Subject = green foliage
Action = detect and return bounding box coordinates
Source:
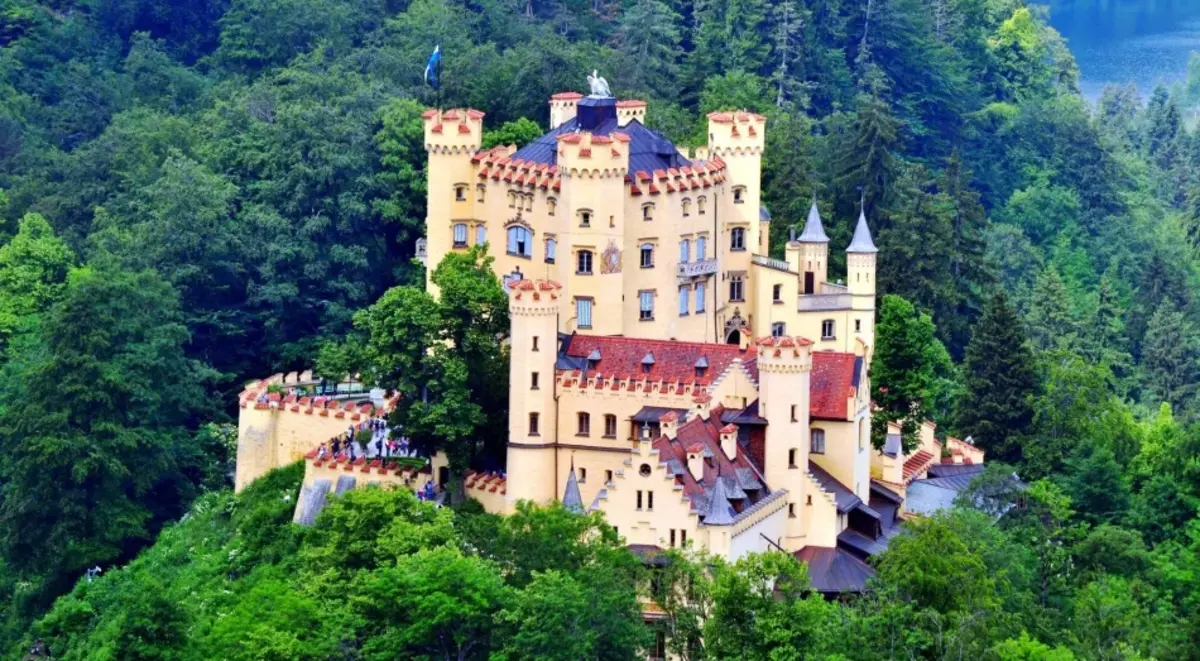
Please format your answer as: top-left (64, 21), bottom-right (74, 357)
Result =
top-left (482, 117), bottom-right (543, 150)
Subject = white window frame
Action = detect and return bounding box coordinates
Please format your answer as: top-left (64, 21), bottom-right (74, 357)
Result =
top-left (639, 291), bottom-right (654, 321)
top-left (577, 250), bottom-right (593, 275)
top-left (576, 298), bottom-right (593, 329)
top-left (453, 223), bottom-right (468, 247)
top-left (821, 319), bottom-right (835, 340)
top-left (679, 286), bottom-right (689, 316)
top-left (695, 283), bottom-right (706, 312)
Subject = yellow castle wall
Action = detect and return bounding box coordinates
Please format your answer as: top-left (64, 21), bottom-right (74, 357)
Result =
top-left (236, 404), bottom-right (372, 492)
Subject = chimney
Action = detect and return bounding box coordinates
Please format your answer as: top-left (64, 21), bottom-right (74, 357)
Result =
top-left (720, 424), bottom-right (738, 459)
top-left (660, 411), bottom-right (679, 440)
top-left (687, 446), bottom-right (705, 481)
top-left (693, 392), bottom-right (712, 420)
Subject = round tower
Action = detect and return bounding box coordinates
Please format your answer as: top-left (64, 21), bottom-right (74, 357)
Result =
top-left (706, 111), bottom-right (767, 252)
top-left (846, 209), bottom-right (878, 357)
top-left (423, 108), bottom-right (485, 292)
top-left (755, 335), bottom-right (813, 551)
top-left (505, 279), bottom-right (562, 507)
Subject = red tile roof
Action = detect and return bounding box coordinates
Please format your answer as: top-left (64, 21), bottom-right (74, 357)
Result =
top-left (810, 352), bottom-right (859, 420)
top-left (564, 335), bottom-right (751, 386)
top-left (903, 450), bottom-right (935, 482)
top-left (652, 409), bottom-right (767, 512)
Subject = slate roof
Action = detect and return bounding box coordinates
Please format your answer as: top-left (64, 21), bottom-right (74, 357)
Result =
top-left (721, 399), bottom-right (767, 425)
top-left (847, 210), bottom-right (878, 253)
top-left (633, 406), bottom-right (689, 423)
top-left (794, 546), bottom-right (876, 594)
top-left (905, 478), bottom-right (964, 517)
top-left (512, 117), bottom-right (691, 174)
top-left (808, 461), bottom-right (862, 514)
top-left (927, 463), bottom-right (987, 479)
top-left (796, 199), bottom-right (830, 243)
top-left (562, 466), bottom-right (585, 513)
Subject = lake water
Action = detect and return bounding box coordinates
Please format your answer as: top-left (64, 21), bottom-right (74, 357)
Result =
top-left (1046, 0), bottom-right (1200, 100)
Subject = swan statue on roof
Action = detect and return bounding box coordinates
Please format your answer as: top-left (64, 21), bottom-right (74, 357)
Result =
top-left (587, 70), bottom-right (612, 98)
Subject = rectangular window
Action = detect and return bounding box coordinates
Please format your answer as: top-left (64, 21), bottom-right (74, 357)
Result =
top-left (788, 448), bottom-right (797, 468)
top-left (577, 250), bottom-right (593, 275)
top-left (680, 239), bottom-right (690, 263)
top-left (579, 467), bottom-right (587, 482)
top-left (545, 238), bottom-right (557, 264)
top-left (731, 227), bottom-right (746, 251)
top-left (604, 414), bottom-right (617, 438)
top-left (696, 283), bottom-right (706, 312)
top-left (789, 503), bottom-right (796, 518)
top-left (729, 276), bottom-right (744, 302)
top-left (637, 490), bottom-right (643, 510)
top-left (811, 429), bottom-right (826, 454)
top-left (773, 283), bottom-right (782, 302)
top-left (791, 404), bottom-right (798, 423)
top-left (529, 412), bottom-right (540, 436)
top-left (669, 529), bottom-right (676, 547)
top-left (679, 286), bottom-right (689, 316)
top-left (771, 322), bottom-right (785, 337)
top-left (822, 319), bottom-right (835, 340)
top-left (680, 529), bottom-right (687, 545)
top-left (532, 336), bottom-right (539, 351)
top-left (639, 291), bottom-right (654, 321)
top-left (696, 236), bottom-right (707, 260)
top-left (577, 298), bottom-right (593, 329)
top-left (477, 185), bottom-right (486, 203)
top-left (453, 223), bottom-right (468, 247)
top-left (855, 319), bottom-right (862, 332)
top-left (577, 412), bottom-right (591, 436)
top-left (455, 186), bottom-right (466, 201)
top-left (647, 491), bottom-right (654, 511)
top-left (580, 211), bottom-right (591, 227)
top-left (605, 469), bottom-right (613, 484)
top-left (531, 372), bottom-right (539, 390)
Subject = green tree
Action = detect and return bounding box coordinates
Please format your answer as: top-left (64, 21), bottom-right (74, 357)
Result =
top-left (992, 632), bottom-right (1076, 661)
top-left (957, 291), bottom-right (1038, 464)
top-left (869, 295), bottom-right (946, 452)
top-left (0, 213), bottom-right (73, 352)
top-left (375, 98), bottom-right (430, 259)
top-left (1027, 267), bottom-right (1077, 353)
top-left (482, 117), bottom-right (544, 150)
top-left (1141, 300), bottom-right (1199, 415)
top-left (617, 0), bottom-right (682, 97)
top-left (875, 514), bottom-right (996, 614)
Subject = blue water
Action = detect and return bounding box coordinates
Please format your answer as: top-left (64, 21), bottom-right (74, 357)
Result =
top-left (1046, 0), bottom-right (1200, 100)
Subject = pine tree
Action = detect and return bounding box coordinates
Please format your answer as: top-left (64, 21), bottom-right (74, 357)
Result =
top-left (1144, 84), bottom-right (1182, 173)
top-left (767, 1), bottom-right (810, 109)
top-left (958, 291), bottom-right (1038, 465)
top-left (1142, 301), bottom-right (1199, 415)
top-left (832, 75), bottom-right (900, 215)
top-left (940, 152), bottom-right (992, 357)
top-left (869, 295), bottom-right (946, 452)
top-left (1079, 274), bottom-right (1133, 388)
top-left (1027, 267), bottom-right (1076, 353)
top-left (617, 0), bottom-right (683, 97)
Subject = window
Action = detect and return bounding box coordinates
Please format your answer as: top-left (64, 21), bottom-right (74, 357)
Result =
top-left (604, 414), bottom-right (617, 438)
top-left (506, 226), bottom-right (532, 257)
top-left (647, 491), bottom-right (654, 511)
top-left (811, 429), bottom-right (826, 454)
top-left (475, 225), bottom-right (487, 246)
top-left (682, 198), bottom-right (692, 216)
top-left (545, 238), bottom-right (556, 263)
top-left (579, 467), bottom-right (587, 482)
top-left (524, 194), bottom-right (532, 211)
top-left (821, 319), bottom-right (835, 340)
top-left (640, 243), bottom-right (655, 268)
top-left (733, 185), bottom-right (746, 204)
top-left (576, 298), bottom-right (593, 329)
top-left (771, 322), bottom-right (785, 337)
top-left (791, 404), bottom-right (798, 423)
top-left (579, 209), bottom-right (592, 227)
top-left (680, 238), bottom-right (690, 264)
top-left (698, 196), bottom-right (707, 215)
top-left (577, 250), bottom-right (593, 275)
top-left (455, 184), bottom-right (467, 201)
top-left (669, 529), bottom-right (676, 547)
top-left (729, 275), bottom-right (744, 302)
top-left (855, 319), bottom-right (862, 332)
top-left (548, 198), bottom-right (557, 216)
top-left (605, 469), bottom-right (613, 484)
top-left (642, 203), bottom-right (654, 221)
top-left (680, 529), bottom-right (687, 545)
top-left (452, 223), bottom-right (468, 247)
top-left (532, 336), bottom-right (539, 351)
top-left (531, 372), bottom-right (539, 389)
top-left (476, 184), bottom-right (486, 202)
top-left (696, 236), bottom-right (707, 260)
top-left (773, 283), bottom-right (782, 302)
top-left (695, 283), bottom-right (706, 312)
top-left (508, 191), bottom-right (517, 208)
top-left (640, 463), bottom-right (652, 477)
top-left (788, 448), bottom-right (797, 467)
top-left (636, 490), bottom-right (643, 510)
top-left (789, 503), bottom-right (796, 518)
top-left (639, 291), bottom-right (654, 321)
top-left (730, 227), bottom-right (746, 251)
top-left (679, 286), bottom-right (690, 316)
top-left (529, 412), bottom-right (540, 436)
top-left (577, 412), bottom-right (591, 436)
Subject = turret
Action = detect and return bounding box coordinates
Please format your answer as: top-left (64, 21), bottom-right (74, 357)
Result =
top-left (755, 335), bottom-right (813, 551)
top-left (549, 92), bottom-right (583, 129)
top-left (505, 279), bottom-right (562, 507)
top-left (787, 198), bottom-right (830, 294)
top-left (706, 111), bottom-right (766, 254)
top-left (616, 99), bottom-right (647, 127)
top-left (847, 209), bottom-right (878, 357)
top-left (423, 108), bottom-right (485, 291)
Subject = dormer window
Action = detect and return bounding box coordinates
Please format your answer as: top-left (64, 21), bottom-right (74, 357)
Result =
top-left (642, 351), bottom-right (655, 374)
top-left (587, 348), bottom-right (601, 370)
top-left (579, 209), bottom-right (593, 227)
top-left (695, 356), bottom-right (708, 378)
top-left (733, 186), bottom-right (746, 204)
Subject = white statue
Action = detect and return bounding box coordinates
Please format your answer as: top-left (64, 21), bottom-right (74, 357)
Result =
top-left (587, 70), bottom-right (612, 98)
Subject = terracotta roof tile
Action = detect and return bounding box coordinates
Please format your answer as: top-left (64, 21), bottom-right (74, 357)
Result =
top-left (810, 352), bottom-right (859, 420)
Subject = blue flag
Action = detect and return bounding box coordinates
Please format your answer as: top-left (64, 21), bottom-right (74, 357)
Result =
top-left (424, 45), bottom-right (441, 90)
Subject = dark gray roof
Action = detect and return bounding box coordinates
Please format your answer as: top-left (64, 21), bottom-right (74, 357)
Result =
top-left (796, 199), bottom-right (830, 243)
top-left (838, 529), bottom-right (888, 557)
top-left (759, 205), bottom-right (772, 222)
top-left (633, 406), bottom-right (688, 423)
top-left (563, 467), bottom-right (585, 513)
top-left (927, 463), bottom-right (986, 479)
top-left (847, 210), bottom-right (878, 253)
top-left (870, 480), bottom-right (903, 505)
top-left (882, 433), bottom-right (902, 458)
top-left (720, 399), bottom-right (767, 426)
top-left (809, 461), bottom-right (862, 514)
top-left (701, 476), bottom-right (737, 525)
top-left (511, 114), bottom-right (690, 174)
top-left (735, 467), bottom-right (763, 491)
top-left (795, 546), bottom-right (876, 594)
top-left (905, 478), bottom-right (963, 517)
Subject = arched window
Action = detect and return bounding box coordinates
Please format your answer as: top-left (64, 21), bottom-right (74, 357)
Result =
top-left (680, 238), bottom-right (690, 264)
top-left (696, 236), bottom-right (707, 260)
top-left (603, 414), bottom-right (617, 438)
top-left (730, 227), bottom-right (746, 251)
top-left (811, 429), bottom-right (826, 454)
top-left (524, 194), bottom-right (533, 211)
top-left (506, 226), bottom-right (532, 257)
top-left (732, 185), bottom-right (746, 204)
top-left (577, 250), bottom-right (594, 275)
top-left (453, 223), bottom-right (468, 247)
top-left (640, 243), bottom-right (655, 268)
top-left (476, 184), bottom-right (486, 202)
top-left (698, 196), bottom-right (707, 215)
top-left (577, 412), bottom-right (591, 436)
top-left (475, 225), bottom-right (487, 246)
top-left (507, 191), bottom-right (517, 208)
top-left (682, 198), bottom-right (692, 217)
top-left (545, 238), bottom-right (556, 264)
top-left (547, 197), bottom-right (557, 216)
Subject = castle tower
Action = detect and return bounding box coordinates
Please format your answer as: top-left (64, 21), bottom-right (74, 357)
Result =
top-left (423, 108), bottom-right (485, 292)
top-left (505, 279), bottom-right (562, 507)
top-left (549, 92), bottom-right (583, 129)
top-left (616, 99), bottom-right (646, 126)
top-left (846, 209), bottom-right (878, 356)
top-left (555, 97), bottom-right (631, 335)
top-left (706, 111), bottom-right (767, 253)
top-left (755, 335), bottom-right (814, 551)
top-left (787, 198), bottom-right (830, 294)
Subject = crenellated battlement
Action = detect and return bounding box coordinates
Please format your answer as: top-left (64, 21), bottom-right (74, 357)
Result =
top-left (628, 159), bottom-right (726, 196)
top-left (556, 131), bottom-right (630, 177)
top-left (423, 108), bottom-right (485, 153)
top-left (473, 148), bottom-right (562, 192)
top-left (706, 111), bottom-right (767, 156)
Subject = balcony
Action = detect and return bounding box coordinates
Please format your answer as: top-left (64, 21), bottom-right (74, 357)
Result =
top-left (678, 258), bottom-right (718, 278)
top-left (751, 254), bottom-right (793, 273)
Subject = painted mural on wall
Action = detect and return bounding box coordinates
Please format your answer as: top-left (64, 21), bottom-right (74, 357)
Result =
top-left (601, 239), bottom-right (622, 274)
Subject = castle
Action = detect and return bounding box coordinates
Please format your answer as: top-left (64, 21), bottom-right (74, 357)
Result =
top-left (236, 87), bottom-right (986, 594)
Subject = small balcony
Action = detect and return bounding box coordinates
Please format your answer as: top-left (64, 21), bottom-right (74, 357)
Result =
top-left (678, 258), bottom-right (718, 278)
top-left (751, 253), bottom-right (793, 273)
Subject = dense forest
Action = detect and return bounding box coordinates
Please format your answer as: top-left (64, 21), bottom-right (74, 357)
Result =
top-left (1, 0), bottom-right (1200, 657)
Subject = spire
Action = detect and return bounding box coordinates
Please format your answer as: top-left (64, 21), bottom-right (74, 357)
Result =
top-left (702, 475), bottom-right (737, 525)
top-left (563, 460), bottom-right (584, 513)
top-left (847, 207), bottom-right (878, 254)
top-left (796, 195), bottom-right (829, 243)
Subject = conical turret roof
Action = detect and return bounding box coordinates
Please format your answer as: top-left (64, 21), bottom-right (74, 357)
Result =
top-left (702, 475), bottom-right (737, 525)
top-left (796, 199), bottom-right (829, 243)
top-left (846, 209), bottom-right (878, 254)
top-left (562, 465), bottom-right (584, 513)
